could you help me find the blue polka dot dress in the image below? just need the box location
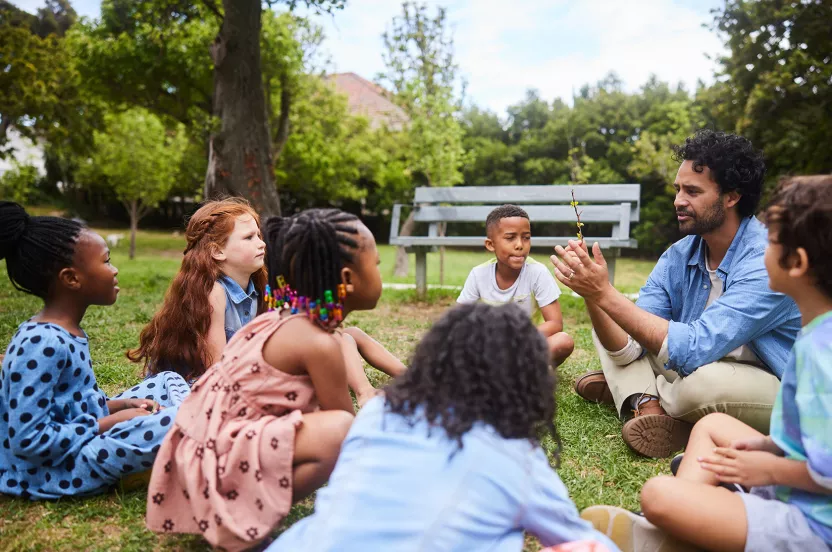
[0,321,190,499]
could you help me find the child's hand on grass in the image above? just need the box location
[698,447,779,488]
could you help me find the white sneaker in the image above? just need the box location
[581,506,701,552]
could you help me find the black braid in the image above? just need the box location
[0,202,84,299]
[384,302,562,466]
[264,209,360,302]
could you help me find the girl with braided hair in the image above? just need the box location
[128,198,268,382]
[146,208,384,551]
[0,202,188,499]
[268,302,617,552]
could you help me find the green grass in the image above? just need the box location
[0,229,664,551]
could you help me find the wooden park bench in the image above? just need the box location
[389,184,641,296]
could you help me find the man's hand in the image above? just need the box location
[550,240,612,301]
[698,447,780,487]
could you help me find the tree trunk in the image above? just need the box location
[128,199,138,260]
[204,0,282,217]
[393,210,416,277]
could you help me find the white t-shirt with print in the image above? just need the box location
[457,257,561,323]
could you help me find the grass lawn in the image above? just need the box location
[0,229,665,551]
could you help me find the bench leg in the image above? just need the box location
[415,249,427,299]
[606,248,618,286]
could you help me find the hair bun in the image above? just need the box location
[0,201,30,260]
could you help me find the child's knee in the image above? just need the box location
[640,476,676,523]
[324,410,355,446]
[691,412,734,437]
[549,332,574,363]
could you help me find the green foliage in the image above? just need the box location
[379,2,465,189]
[0,163,39,203]
[0,20,91,157]
[77,108,187,218]
[703,0,832,178]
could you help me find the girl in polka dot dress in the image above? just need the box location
[0,202,189,499]
[146,209,383,551]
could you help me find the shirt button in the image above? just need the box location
[703,285,708,289]
[244,312,249,316]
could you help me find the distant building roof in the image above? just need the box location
[324,72,409,131]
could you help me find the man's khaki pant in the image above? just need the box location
[592,332,780,434]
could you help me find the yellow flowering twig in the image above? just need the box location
[570,189,584,241]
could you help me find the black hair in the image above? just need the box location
[265,208,361,301]
[384,302,561,464]
[765,179,832,298]
[486,204,529,235]
[672,129,766,217]
[0,202,84,299]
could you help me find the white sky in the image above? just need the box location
[15,0,726,115]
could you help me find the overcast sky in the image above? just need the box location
[15,0,726,115]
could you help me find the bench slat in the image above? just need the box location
[391,236,637,248]
[413,204,635,223]
[414,184,640,206]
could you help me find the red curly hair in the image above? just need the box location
[127,198,267,379]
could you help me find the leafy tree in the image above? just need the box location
[705,0,832,177]
[77,109,188,259]
[378,1,465,277]
[0,163,39,203]
[71,0,345,217]
[0,2,90,157]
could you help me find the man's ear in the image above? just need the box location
[57,267,81,291]
[340,266,355,295]
[787,247,811,279]
[724,190,741,210]
[485,237,496,253]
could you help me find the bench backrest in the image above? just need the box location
[405,184,640,241]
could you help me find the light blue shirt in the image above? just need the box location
[216,275,258,342]
[269,397,618,552]
[637,216,801,377]
[770,311,832,544]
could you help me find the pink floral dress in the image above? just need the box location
[146,311,318,551]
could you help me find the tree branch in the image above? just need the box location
[200,0,224,21]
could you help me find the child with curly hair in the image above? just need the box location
[268,302,617,552]
[145,209,384,551]
[0,202,188,499]
[128,198,267,382]
[582,179,832,551]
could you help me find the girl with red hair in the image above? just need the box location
[128,198,267,382]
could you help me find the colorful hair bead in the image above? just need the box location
[337,283,346,301]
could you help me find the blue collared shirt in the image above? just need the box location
[217,275,258,342]
[636,216,801,377]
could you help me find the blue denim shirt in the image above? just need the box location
[637,216,801,378]
[269,397,619,552]
[217,275,258,342]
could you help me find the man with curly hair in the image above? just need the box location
[550,129,801,458]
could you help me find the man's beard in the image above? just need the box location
[677,198,726,236]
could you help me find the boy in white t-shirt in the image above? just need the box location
[458,204,575,364]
